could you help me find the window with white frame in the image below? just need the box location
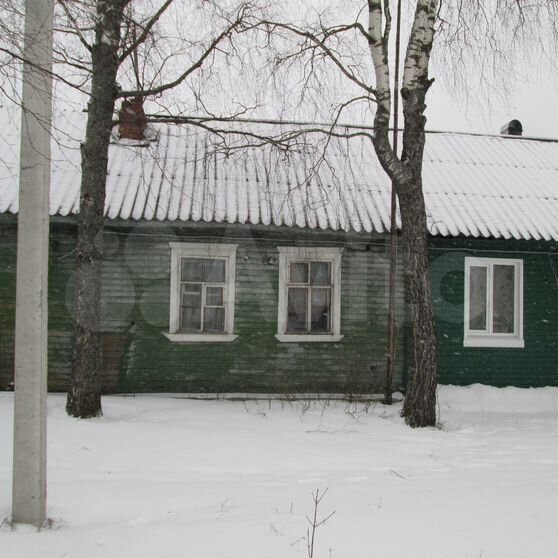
[276,247,343,342]
[464,257,524,348]
[166,243,238,342]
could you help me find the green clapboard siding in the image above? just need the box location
[2,216,556,393]
[430,237,558,387]
[0,217,406,394]
[0,222,81,391]
[111,222,405,394]
[0,223,17,390]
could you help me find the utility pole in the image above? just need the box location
[12,0,54,527]
[385,0,402,405]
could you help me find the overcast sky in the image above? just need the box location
[426,65,557,138]
[38,1,558,140]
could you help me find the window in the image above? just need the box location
[276,247,343,342]
[464,257,524,348]
[166,243,238,342]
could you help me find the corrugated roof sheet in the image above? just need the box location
[1,109,557,240]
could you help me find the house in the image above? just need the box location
[0,108,557,394]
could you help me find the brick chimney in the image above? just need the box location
[500,119,523,136]
[119,98,146,140]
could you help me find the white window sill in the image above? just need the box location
[163,332,239,343]
[275,334,344,343]
[464,336,524,348]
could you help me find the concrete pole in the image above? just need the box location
[12,0,54,528]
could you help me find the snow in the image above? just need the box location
[1,384,557,558]
[2,108,558,241]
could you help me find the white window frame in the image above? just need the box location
[276,246,343,343]
[464,257,524,348]
[165,242,238,342]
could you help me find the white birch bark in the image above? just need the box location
[368,0,440,427]
[402,0,438,92]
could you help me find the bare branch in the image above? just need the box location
[119,0,173,63]
[58,0,93,53]
[0,45,89,95]
[260,19,377,97]
[118,4,251,99]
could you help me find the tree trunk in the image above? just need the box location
[398,85,437,428]
[367,0,439,427]
[397,185,437,427]
[66,1,126,418]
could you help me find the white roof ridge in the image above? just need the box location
[424,128,558,143]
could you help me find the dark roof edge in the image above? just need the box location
[143,114,558,143]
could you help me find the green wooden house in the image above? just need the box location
[1,110,557,394]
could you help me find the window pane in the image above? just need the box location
[204,259,226,282]
[181,283,202,308]
[493,265,515,333]
[310,262,331,285]
[181,258,204,282]
[180,283,201,331]
[287,287,308,333]
[203,307,225,332]
[289,262,308,284]
[206,286,224,306]
[180,307,201,331]
[311,288,331,333]
[469,266,487,331]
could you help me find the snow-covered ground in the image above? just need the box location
[1,384,557,558]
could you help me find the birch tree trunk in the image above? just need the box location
[260,0,554,425]
[398,87,437,427]
[66,0,128,418]
[368,0,438,427]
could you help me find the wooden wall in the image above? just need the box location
[0,218,405,394]
[430,237,558,387]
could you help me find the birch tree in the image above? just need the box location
[368,0,438,427]
[254,2,438,427]
[259,0,557,427]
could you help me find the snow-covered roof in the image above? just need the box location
[1,109,557,241]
